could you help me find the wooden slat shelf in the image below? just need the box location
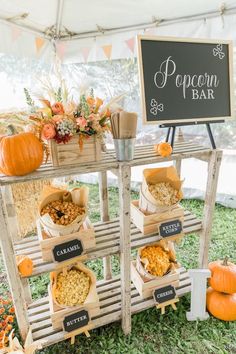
[0,142,211,185]
[14,210,201,277]
[0,141,222,343]
[28,267,191,347]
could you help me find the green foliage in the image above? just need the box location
[23,87,35,111]
[55,87,63,102]
[1,184,236,353]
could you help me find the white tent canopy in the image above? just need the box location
[0,0,236,62]
[0,0,236,208]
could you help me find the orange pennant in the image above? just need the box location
[125,37,135,53]
[102,44,112,59]
[35,37,45,53]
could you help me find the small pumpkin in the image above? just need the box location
[0,125,43,176]
[206,287,236,321]
[16,255,33,277]
[208,256,236,294]
[154,142,172,157]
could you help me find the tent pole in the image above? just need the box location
[60,6,236,41]
[0,16,50,39]
[55,0,64,38]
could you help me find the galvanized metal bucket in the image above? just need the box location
[114,138,135,161]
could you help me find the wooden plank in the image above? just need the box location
[29,270,191,346]
[0,187,29,340]
[13,211,202,277]
[119,164,131,335]
[199,149,222,267]
[3,186,32,304]
[99,171,112,280]
[0,143,211,186]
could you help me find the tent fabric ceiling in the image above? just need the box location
[0,0,236,62]
[0,0,235,37]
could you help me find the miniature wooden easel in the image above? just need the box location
[64,323,93,345]
[156,297,179,315]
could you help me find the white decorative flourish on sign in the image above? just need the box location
[213,44,225,60]
[150,99,164,115]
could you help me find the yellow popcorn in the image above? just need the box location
[141,245,170,277]
[148,182,180,206]
[54,268,90,306]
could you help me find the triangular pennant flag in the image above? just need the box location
[81,47,90,63]
[56,41,66,61]
[11,25,22,41]
[35,37,45,53]
[125,37,135,53]
[102,44,112,60]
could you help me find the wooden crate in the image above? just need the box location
[37,218,96,263]
[131,200,184,237]
[49,135,102,167]
[131,261,180,299]
[49,263,100,331]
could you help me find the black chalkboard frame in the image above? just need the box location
[137,35,234,125]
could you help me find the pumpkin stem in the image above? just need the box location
[222,256,229,266]
[7,125,17,136]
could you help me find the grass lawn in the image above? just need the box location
[1,183,236,353]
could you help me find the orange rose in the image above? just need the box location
[51,102,64,115]
[41,123,56,140]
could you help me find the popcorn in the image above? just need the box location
[55,268,90,306]
[141,245,170,277]
[148,182,180,206]
[40,200,85,226]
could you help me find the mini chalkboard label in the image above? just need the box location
[153,285,176,304]
[137,35,234,125]
[53,239,83,262]
[63,309,90,332]
[159,219,182,238]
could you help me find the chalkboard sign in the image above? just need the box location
[63,309,89,332]
[137,35,234,125]
[53,239,83,262]
[153,285,176,304]
[159,219,182,238]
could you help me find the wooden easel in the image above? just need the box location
[64,323,93,345]
[156,297,179,315]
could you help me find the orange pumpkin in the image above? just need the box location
[0,125,43,176]
[208,257,236,294]
[154,142,172,157]
[16,255,34,277]
[206,287,236,321]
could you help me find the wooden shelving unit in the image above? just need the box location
[0,140,222,348]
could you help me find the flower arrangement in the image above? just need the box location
[0,296,16,349]
[25,86,116,146]
[0,330,44,354]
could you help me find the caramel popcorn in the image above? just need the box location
[40,200,85,225]
[148,182,180,206]
[141,245,170,277]
[54,268,90,306]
